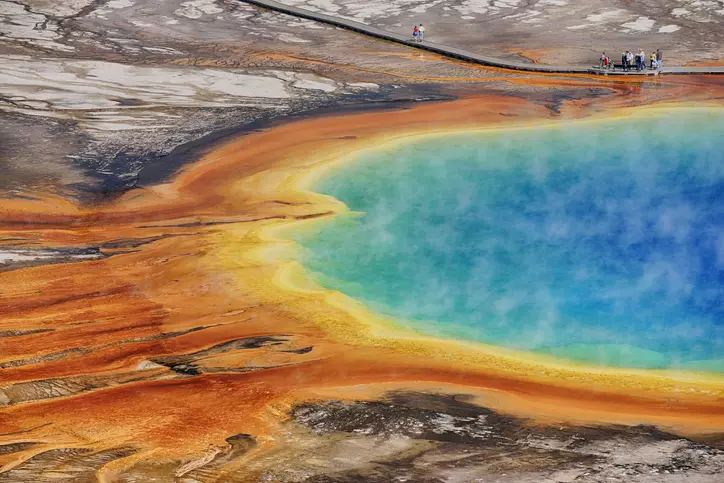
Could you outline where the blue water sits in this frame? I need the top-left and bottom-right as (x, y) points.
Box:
(292, 110), (724, 370)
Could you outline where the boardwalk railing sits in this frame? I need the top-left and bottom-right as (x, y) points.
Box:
(241, 0), (724, 76)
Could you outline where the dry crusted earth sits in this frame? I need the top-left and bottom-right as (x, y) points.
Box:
(1, 0), (578, 197)
(1, 1), (724, 482)
(278, 0), (724, 65)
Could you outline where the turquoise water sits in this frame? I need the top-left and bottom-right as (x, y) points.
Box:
(293, 110), (724, 371)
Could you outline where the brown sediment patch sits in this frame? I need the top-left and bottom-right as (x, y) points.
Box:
(1, 84), (724, 477)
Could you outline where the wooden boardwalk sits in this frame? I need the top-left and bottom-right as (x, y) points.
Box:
(242, 0), (724, 76)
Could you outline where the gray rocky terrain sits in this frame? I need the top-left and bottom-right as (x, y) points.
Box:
(0, 0), (483, 197)
(280, 0), (724, 64)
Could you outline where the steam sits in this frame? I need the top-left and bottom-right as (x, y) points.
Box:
(296, 110), (724, 370)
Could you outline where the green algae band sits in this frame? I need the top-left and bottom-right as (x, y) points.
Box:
(294, 109), (724, 371)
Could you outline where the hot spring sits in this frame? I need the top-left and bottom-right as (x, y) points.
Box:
(292, 108), (724, 371)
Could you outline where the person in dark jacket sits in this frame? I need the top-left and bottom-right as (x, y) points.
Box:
(656, 49), (663, 70)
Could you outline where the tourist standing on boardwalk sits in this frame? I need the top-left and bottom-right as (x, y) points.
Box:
(656, 49), (663, 70)
(413, 25), (418, 41)
(639, 49), (646, 70)
(621, 51), (628, 71)
(627, 51), (635, 72)
(650, 51), (657, 69)
(418, 24), (425, 42)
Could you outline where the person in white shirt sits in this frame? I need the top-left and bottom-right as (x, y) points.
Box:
(418, 24), (425, 42)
